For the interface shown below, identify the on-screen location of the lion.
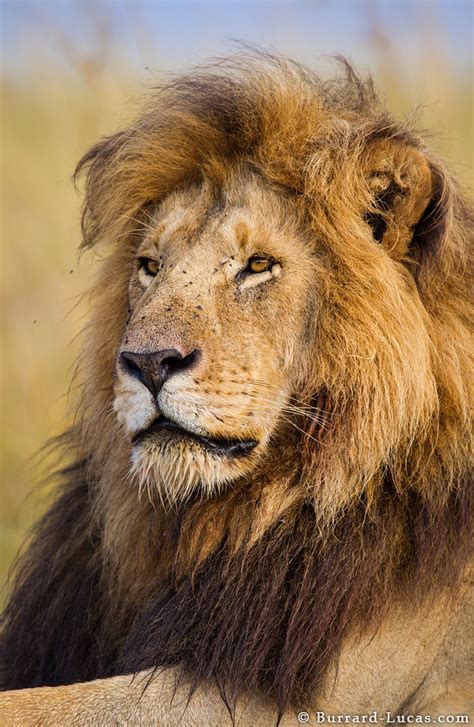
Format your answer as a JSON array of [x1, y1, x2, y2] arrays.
[[0, 54, 473, 725]]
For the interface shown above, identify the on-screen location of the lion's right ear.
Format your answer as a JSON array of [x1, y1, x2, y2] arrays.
[[362, 138, 463, 284], [362, 139, 433, 254]]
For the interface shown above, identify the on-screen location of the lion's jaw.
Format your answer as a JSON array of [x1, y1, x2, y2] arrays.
[[112, 176, 314, 504]]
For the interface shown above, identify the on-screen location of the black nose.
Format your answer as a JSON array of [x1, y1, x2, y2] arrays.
[[120, 348, 201, 397]]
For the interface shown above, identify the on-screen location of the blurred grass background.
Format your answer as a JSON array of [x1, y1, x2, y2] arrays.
[[1, 0, 473, 591]]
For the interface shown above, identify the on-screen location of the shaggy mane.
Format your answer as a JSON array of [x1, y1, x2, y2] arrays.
[[1, 54, 472, 714]]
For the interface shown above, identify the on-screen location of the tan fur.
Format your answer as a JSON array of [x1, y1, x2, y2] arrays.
[[2, 55, 472, 722]]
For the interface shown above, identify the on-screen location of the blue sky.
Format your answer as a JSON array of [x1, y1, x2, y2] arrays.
[[2, 0, 472, 78]]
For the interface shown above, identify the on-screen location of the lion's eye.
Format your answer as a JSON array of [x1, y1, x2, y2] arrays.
[[238, 255, 281, 289], [138, 257, 160, 277], [246, 256, 273, 274]]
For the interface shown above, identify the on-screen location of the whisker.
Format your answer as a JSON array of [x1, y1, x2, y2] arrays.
[[277, 411, 326, 447], [207, 389, 330, 429]]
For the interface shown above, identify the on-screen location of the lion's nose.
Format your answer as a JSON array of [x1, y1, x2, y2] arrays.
[[120, 348, 201, 397]]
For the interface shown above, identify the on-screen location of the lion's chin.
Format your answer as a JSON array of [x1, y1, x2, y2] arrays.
[[130, 436, 255, 506]]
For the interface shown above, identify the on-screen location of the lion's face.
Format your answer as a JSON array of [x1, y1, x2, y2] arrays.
[[113, 174, 315, 501]]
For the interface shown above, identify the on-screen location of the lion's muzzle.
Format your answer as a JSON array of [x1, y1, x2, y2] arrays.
[[133, 413, 259, 457]]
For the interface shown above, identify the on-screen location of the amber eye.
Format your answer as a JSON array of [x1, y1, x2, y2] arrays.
[[138, 257, 160, 276], [246, 256, 273, 274]]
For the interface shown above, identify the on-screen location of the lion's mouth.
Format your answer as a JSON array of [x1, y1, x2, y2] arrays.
[[133, 415, 259, 457]]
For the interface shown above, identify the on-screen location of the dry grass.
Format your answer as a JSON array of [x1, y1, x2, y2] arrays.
[[1, 35, 472, 589]]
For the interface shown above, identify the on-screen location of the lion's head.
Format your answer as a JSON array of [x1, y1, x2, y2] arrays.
[[2, 55, 472, 709], [76, 56, 471, 523]]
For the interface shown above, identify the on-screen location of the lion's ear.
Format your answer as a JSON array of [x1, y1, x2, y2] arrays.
[[74, 130, 137, 250], [363, 140, 434, 258]]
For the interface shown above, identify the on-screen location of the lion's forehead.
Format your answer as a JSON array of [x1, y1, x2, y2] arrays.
[[142, 175, 304, 266]]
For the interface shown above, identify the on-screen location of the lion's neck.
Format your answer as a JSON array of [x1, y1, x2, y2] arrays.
[[100, 467, 472, 712]]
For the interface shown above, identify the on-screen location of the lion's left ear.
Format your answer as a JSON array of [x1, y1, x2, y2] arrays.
[[362, 139, 434, 257]]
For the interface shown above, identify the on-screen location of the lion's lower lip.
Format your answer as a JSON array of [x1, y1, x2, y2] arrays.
[[133, 415, 258, 457]]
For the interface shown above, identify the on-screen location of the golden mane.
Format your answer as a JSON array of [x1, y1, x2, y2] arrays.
[[1, 54, 472, 713]]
